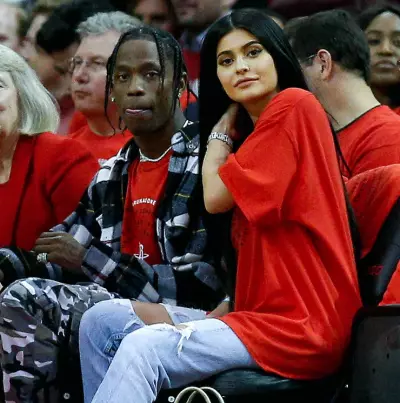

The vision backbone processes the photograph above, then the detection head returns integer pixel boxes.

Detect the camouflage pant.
[0,277,117,403]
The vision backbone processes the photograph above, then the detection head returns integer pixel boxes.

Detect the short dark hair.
[36,0,116,54]
[105,25,187,124]
[358,3,400,31]
[290,9,371,81]
[20,0,65,39]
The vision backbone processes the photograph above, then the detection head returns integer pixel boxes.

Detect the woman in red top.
[200,9,361,380]
[0,44,98,252]
[84,11,361,403]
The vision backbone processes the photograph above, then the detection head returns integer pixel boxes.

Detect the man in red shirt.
[32,0,118,134]
[290,10,400,177]
[68,11,142,165]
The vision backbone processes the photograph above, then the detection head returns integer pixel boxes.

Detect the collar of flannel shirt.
[99,120,201,251]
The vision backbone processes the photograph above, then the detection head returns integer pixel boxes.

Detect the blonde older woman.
[0,45,98,251]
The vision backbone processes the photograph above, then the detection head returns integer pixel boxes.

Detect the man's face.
[0,4,21,52]
[112,39,176,135]
[45,42,79,101]
[19,13,65,100]
[70,31,121,117]
[299,52,334,103]
[170,0,223,31]
[134,0,174,33]
[20,13,47,62]
[300,59,321,96]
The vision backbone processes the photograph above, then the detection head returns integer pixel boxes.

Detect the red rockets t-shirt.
[120,151,171,265]
[219,89,361,380]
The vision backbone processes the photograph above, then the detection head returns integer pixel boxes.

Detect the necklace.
[138,120,190,162]
[139,146,172,163]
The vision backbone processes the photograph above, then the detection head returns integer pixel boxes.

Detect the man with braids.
[0,25,224,403]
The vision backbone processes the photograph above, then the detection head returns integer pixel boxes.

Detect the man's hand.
[207,301,230,319]
[34,232,86,272]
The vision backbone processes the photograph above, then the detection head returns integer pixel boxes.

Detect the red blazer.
[0,132,98,250]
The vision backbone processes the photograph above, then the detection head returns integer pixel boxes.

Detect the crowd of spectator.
[0,0,399,402]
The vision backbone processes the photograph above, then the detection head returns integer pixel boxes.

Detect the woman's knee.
[117,326,162,361]
[117,323,183,362]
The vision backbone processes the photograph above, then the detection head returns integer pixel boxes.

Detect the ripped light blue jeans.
[79,299,258,403]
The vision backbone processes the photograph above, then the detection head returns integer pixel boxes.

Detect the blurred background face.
[0,3,21,52]
[171,0,223,31]
[134,0,175,33]
[20,13,48,62]
[365,11,400,88]
[19,13,64,99]
[71,31,121,117]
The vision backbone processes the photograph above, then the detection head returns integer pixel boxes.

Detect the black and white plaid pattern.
[50,122,223,310]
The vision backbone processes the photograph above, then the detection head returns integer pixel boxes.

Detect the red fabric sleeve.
[42,136,99,222]
[346,164,400,257]
[219,122,297,226]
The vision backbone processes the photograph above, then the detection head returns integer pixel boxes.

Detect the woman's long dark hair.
[358,3,400,108]
[199,9,361,304]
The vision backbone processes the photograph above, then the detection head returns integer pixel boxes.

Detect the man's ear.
[316,49,333,80]
[178,72,188,98]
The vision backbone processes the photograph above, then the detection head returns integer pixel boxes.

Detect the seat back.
[358,198,400,306]
[348,306,400,403]
[346,165,400,306]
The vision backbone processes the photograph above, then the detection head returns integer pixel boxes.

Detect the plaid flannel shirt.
[51,122,223,310]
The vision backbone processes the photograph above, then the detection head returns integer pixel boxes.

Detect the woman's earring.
[111,97,115,102]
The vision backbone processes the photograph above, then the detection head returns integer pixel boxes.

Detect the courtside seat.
[358,198,400,306]
[347,306,400,403]
[157,370,338,403]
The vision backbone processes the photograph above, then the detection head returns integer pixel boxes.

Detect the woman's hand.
[212,104,239,140]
